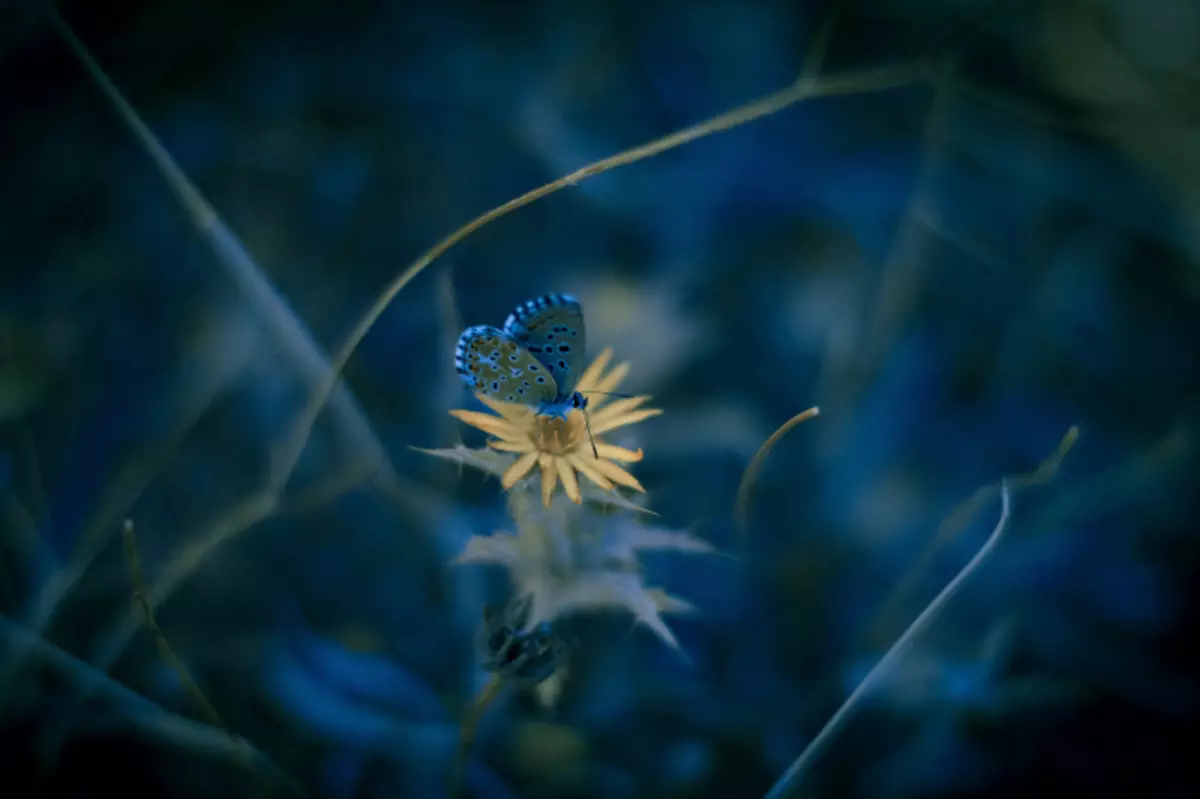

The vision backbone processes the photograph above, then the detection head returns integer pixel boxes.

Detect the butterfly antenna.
[582,408,600,459]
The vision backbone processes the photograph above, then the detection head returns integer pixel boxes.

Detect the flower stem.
[762,480,1012,798]
[736,407,821,537]
[449,673,506,799]
[121,520,226,732]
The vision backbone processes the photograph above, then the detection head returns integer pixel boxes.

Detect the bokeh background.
[2,0,1199,796]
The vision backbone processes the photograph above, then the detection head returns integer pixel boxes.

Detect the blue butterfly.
[454,292,589,419]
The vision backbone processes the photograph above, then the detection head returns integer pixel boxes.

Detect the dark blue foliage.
[3,0,1199,797]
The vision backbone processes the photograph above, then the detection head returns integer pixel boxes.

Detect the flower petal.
[501,451,539,489]
[449,409,521,439]
[589,395,649,425]
[592,362,630,396]
[574,348,613,395]
[566,453,615,490]
[475,392,535,423]
[590,458,646,492]
[488,438,534,454]
[591,407,662,435]
[539,453,559,507]
[594,443,643,463]
[555,458,582,504]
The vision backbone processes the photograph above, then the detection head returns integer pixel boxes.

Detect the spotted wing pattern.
[502,293,586,399]
[454,324,558,404]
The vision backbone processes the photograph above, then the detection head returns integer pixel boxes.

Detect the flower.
[454,490,714,652]
[448,348,661,507]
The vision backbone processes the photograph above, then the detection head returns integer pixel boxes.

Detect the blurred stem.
[449,674,506,799]
[864,425,1079,648]
[796,0,843,86]
[736,407,821,538]
[38,462,372,775]
[0,615,307,797]
[121,520,225,731]
[763,480,1013,799]
[42,4,392,501]
[273,61,925,494]
[3,307,250,698]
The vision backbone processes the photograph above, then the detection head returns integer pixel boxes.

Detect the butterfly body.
[455,292,588,417]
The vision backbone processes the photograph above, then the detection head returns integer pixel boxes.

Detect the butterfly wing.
[455,324,559,404]
[502,293,586,399]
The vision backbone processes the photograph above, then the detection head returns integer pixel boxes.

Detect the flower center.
[532,411,586,455]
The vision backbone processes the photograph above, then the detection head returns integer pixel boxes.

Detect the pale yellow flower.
[448,348,660,507]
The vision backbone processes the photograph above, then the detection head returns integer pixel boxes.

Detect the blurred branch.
[2,493,46,563]
[796,0,843,87]
[93,491,277,674]
[44,5,392,500]
[448,674,505,799]
[861,77,954,363]
[121,520,225,731]
[16,319,249,644]
[864,425,1079,648]
[276,459,376,517]
[272,60,926,496]
[736,407,821,539]
[812,0,1032,419]
[942,426,1079,532]
[925,0,1031,71]
[35,0,452,670]
[29,8,431,770]
[30,492,275,760]
[94,454,376,677]
[1044,423,1194,522]
[436,270,470,488]
[0,494,46,609]
[763,480,1013,799]
[14,423,53,552]
[0,615,307,797]
[40,457,373,767]
[814,76,957,421]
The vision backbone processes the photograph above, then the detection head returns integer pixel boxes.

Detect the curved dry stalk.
[0,365,239,699]
[736,407,821,536]
[863,425,1079,648]
[31,492,276,763]
[121,520,225,731]
[44,6,391,501]
[448,674,506,799]
[95,455,374,677]
[18,335,247,636]
[0,615,307,797]
[38,462,372,769]
[762,480,1013,799]
[15,7,384,718]
[271,62,923,491]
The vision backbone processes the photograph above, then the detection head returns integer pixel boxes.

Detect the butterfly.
[454,292,589,419]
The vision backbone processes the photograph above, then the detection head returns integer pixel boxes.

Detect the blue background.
[2,0,1199,797]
